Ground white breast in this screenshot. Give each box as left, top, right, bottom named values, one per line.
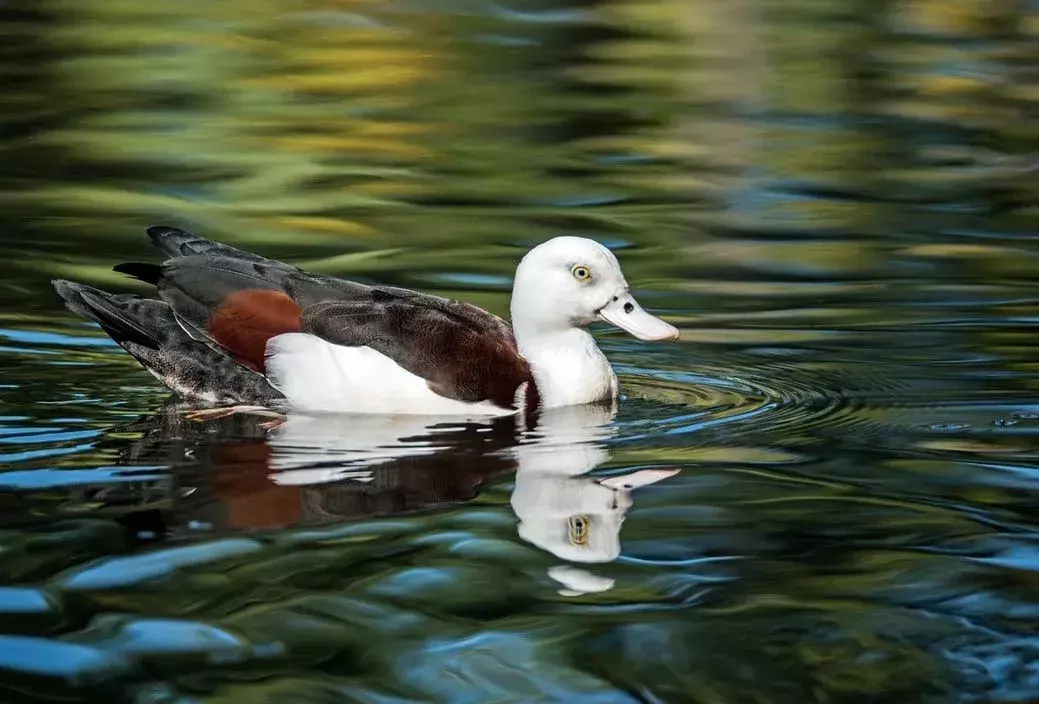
left=520, top=329, right=618, bottom=409
left=264, top=332, right=515, bottom=416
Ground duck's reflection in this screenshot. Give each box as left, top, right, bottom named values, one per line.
left=102, top=401, right=676, bottom=593
left=110, top=404, right=520, bottom=530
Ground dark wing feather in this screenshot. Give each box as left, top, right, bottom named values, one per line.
left=300, top=289, right=530, bottom=407
left=132, top=234, right=534, bottom=410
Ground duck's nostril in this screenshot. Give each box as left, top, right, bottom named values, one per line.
left=612, top=296, right=618, bottom=302
left=623, top=302, right=634, bottom=314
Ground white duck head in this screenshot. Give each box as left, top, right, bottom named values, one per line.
left=509, top=236, right=678, bottom=408
left=510, top=236, right=679, bottom=341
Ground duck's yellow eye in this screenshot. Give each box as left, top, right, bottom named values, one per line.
left=571, top=265, right=592, bottom=281
left=568, top=514, right=590, bottom=546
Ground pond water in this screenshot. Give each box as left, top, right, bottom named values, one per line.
left=0, top=0, right=1037, bottom=702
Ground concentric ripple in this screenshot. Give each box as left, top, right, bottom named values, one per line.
left=613, top=350, right=921, bottom=445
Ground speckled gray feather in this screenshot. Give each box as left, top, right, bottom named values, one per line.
left=52, top=280, right=283, bottom=406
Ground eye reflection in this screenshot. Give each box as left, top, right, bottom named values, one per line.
left=568, top=514, right=591, bottom=546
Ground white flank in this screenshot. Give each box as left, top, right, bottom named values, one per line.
left=264, top=332, right=515, bottom=415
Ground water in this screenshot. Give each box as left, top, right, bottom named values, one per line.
left=1, top=0, right=1037, bottom=701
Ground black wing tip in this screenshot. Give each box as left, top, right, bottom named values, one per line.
left=147, top=225, right=188, bottom=239
left=114, top=262, right=162, bottom=285
left=52, top=277, right=75, bottom=293
left=52, top=278, right=108, bottom=301
left=49, top=280, right=150, bottom=346
left=53, top=278, right=91, bottom=315
left=146, top=225, right=192, bottom=252
left=52, top=278, right=84, bottom=304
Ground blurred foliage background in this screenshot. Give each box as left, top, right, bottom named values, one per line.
left=0, top=0, right=1034, bottom=311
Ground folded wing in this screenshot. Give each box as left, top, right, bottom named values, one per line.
left=120, top=226, right=535, bottom=411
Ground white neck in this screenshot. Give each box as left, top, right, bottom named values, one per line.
left=513, top=325, right=618, bottom=408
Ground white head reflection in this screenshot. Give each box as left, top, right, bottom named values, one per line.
left=509, top=403, right=678, bottom=594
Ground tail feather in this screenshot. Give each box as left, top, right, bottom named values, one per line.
left=113, top=262, right=162, bottom=286
left=51, top=279, right=283, bottom=405
left=53, top=280, right=158, bottom=348
left=52, top=279, right=100, bottom=321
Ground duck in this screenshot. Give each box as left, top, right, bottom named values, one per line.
left=53, top=226, right=679, bottom=416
